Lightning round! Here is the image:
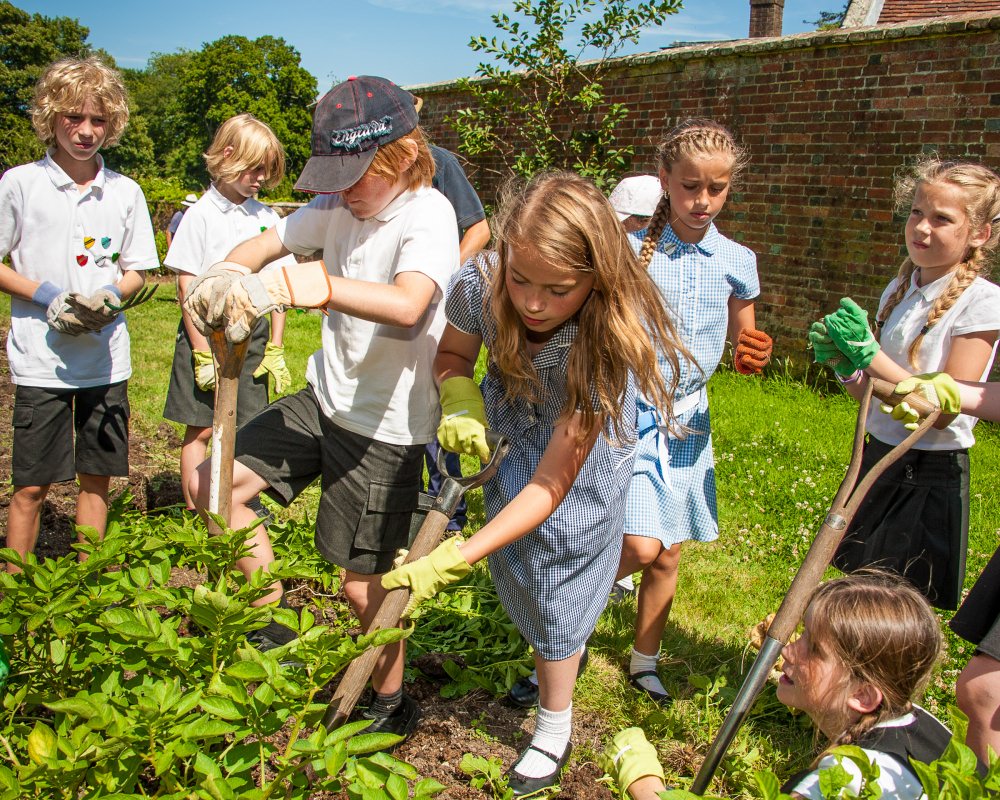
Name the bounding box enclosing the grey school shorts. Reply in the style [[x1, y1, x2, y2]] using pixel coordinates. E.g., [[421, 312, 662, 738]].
[[12, 381, 130, 486], [234, 386, 424, 574]]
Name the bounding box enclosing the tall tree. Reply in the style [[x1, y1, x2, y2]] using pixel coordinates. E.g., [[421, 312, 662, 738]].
[[450, 0, 681, 188]]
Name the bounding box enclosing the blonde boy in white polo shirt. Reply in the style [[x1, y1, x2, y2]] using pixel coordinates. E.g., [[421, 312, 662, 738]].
[[0, 56, 157, 570], [184, 75, 459, 739]]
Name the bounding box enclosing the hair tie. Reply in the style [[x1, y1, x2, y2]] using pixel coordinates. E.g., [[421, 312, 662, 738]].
[[993, 213, 1000, 224], [920, 324, 931, 336], [876, 319, 885, 329]]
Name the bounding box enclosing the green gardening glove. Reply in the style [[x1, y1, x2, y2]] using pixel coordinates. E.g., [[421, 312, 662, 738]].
[[0, 637, 9, 692], [192, 349, 216, 392], [807, 321, 857, 377], [824, 297, 880, 371], [437, 376, 490, 461], [599, 728, 665, 798], [380, 538, 472, 618], [881, 372, 962, 430], [253, 342, 292, 394]]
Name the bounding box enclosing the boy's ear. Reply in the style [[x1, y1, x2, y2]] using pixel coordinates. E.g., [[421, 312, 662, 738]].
[[846, 682, 883, 715], [970, 222, 991, 249], [399, 137, 418, 173]]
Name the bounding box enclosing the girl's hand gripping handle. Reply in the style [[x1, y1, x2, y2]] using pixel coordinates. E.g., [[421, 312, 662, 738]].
[[380, 538, 472, 618], [733, 328, 772, 375], [437, 376, 490, 461], [880, 372, 961, 430]]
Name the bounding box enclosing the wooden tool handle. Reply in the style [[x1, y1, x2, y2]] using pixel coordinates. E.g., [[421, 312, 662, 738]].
[[869, 377, 937, 418], [208, 329, 249, 531]]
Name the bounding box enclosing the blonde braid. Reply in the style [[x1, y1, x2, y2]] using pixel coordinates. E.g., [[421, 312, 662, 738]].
[[638, 193, 671, 270], [907, 258, 981, 368]]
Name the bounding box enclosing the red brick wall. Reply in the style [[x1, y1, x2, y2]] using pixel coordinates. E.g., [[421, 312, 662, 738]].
[[411, 14, 1000, 362]]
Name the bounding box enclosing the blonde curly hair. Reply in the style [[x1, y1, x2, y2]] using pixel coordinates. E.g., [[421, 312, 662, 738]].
[[31, 56, 130, 148]]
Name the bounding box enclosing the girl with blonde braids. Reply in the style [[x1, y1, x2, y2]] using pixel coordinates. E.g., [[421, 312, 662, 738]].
[[815, 157, 1000, 610], [382, 171, 689, 794], [614, 118, 772, 705]]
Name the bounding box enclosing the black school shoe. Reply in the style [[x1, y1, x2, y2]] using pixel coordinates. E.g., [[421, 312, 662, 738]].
[[361, 693, 422, 744], [508, 647, 589, 709], [628, 670, 672, 705], [506, 742, 573, 796]]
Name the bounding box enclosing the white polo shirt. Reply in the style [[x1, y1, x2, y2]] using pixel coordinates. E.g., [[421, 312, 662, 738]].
[[0, 152, 158, 388], [867, 270, 1000, 450], [277, 186, 459, 445], [164, 184, 295, 277]]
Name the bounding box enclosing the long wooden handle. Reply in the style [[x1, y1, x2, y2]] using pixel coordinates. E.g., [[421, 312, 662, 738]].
[[208, 329, 249, 532], [323, 508, 452, 730]]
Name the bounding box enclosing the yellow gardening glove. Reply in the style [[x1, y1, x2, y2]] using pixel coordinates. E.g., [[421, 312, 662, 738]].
[[192, 349, 216, 392], [881, 372, 962, 430], [599, 728, 665, 797], [223, 262, 333, 343], [380, 538, 472, 618], [183, 261, 253, 336], [437, 376, 490, 461], [253, 342, 291, 393]]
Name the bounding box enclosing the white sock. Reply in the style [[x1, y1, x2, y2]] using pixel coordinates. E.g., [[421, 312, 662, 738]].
[[616, 574, 635, 591], [630, 647, 668, 696], [525, 643, 586, 687], [515, 704, 572, 778]]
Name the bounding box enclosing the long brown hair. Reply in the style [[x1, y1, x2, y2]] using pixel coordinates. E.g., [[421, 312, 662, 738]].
[[877, 157, 1000, 368], [487, 171, 689, 442], [638, 118, 750, 271], [806, 572, 942, 749]]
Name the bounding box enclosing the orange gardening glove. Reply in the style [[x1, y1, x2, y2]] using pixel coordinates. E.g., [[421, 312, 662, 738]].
[[734, 328, 772, 375]]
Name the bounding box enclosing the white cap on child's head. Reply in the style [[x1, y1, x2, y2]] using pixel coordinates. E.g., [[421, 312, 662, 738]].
[[181, 193, 198, 207], [608, 175, 663, 221]]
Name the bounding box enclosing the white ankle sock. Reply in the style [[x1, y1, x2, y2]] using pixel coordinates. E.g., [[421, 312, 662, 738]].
[[630, 647, 667, 696], [616, 574, 635, 591], [515, 704, 572, 778]]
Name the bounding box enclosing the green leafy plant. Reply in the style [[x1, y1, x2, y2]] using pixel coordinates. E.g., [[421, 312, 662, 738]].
[[461, 752, 514, 799], [450, 0, 681, 188]]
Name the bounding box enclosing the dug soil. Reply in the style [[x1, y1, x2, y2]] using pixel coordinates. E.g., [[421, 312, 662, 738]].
[[0, 319, 617, 799]]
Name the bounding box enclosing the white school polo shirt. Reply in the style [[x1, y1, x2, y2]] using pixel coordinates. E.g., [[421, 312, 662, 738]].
[[867, 270, 1000, 450], [164, 184, 295, 277], [277, 186, 459, 445], [0, 152, 158, 388]]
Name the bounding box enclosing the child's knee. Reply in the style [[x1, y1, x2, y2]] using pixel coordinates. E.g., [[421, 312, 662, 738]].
[[956, 655, 1000, 713], [623, 535, 662, 569], [12, 484, 50, 507]]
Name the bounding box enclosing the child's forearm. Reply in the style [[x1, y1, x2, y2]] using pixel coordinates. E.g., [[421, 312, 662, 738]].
[[727, 297, 756, 344], [226, 227, 288, 274], [458, 219, 490, 264], [115, 270, 146, 298], [0, 263, 52, 303], [177, 274, 210, 350], [956, 380, 1000, 421], [268, 309, 286, 346], [627, 775, 668, 800]]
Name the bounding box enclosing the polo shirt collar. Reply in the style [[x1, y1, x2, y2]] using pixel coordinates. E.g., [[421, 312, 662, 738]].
[[43, 150, 106, 193], [907, 268, 952, 302], [207, 183, 250, 215], [660, 222, 719, 256], [373, 186, 422, 223]]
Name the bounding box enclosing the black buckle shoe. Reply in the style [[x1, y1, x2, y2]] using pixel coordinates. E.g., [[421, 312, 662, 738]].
[[361, 693, 422, 744], [629, 670, 671, 705], [508, 648, 589, 709], [506, 742, 572, 796]]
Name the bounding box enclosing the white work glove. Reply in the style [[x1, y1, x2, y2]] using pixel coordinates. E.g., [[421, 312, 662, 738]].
[[65, 285, 122, 331], [182, 262, 253, 336], [223, 262, 332, 343], [34, 281, 87, 336]]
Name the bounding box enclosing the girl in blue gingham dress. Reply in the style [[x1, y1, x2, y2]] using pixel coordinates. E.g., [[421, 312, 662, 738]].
[[381, 172, 689, 795], [616, 120, 773, 705]]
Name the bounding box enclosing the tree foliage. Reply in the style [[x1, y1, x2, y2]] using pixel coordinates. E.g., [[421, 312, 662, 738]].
[[805, 2, 848, 30], [449, 0, 681, 188]]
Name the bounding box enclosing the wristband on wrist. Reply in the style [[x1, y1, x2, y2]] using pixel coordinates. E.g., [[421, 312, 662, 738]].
[[101, 284, 123, 299], [32, 281, 62, 309], [837, 369, 863, 385]]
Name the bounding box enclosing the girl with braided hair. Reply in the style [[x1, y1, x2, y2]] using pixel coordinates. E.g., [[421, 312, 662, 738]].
[[814, 157, 1000, 610], [614, 118, 772, 704]]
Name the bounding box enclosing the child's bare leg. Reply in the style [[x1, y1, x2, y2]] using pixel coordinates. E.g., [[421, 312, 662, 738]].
[[635, 543, 682, 655], [342, 570, 405, 696], [190, 457, 279, 604], [956, 653, 1000, 763], [510, 650, 580, 779], [6, 484, 50, 572], [76, 473, 111, 558], [179, 425, 211, 509]]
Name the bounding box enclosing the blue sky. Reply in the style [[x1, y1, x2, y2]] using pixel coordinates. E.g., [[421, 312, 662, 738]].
[[21, 0, 835, 89]]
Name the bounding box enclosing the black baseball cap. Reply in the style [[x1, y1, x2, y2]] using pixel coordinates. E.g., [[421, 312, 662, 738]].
[[294, 75, 419, 194]]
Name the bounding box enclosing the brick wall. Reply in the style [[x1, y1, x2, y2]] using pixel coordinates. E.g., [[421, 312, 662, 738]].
[[410, 13, 1000, 363]]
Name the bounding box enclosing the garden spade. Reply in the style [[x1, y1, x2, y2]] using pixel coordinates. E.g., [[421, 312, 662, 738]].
[[207, 328, 250, 531], [323, 431, 510, 731], [690, 377, 940, 795]]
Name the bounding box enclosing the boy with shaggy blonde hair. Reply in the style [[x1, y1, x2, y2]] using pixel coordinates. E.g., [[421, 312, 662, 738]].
[[0, 56, 158, 570], [184, 75, 459, 739]]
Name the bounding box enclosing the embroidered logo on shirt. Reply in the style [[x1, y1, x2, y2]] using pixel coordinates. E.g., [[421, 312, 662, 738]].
[[76, 254, 88, 266], [83, 236, 95, 249]]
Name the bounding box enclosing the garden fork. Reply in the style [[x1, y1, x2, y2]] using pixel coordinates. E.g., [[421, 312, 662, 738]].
[[690, 377, 939, 795], [104, 283, 159, 312], [322, 431, 510, 731]]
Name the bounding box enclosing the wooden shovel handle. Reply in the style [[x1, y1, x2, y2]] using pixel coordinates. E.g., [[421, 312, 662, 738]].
[[207, 329, 249, 532]]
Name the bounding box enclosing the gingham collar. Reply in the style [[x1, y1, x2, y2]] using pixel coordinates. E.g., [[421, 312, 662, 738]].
[[659, 221, 720, 256]]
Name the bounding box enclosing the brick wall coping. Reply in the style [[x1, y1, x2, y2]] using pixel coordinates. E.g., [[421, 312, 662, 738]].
[[405, 11, 1000, 93]]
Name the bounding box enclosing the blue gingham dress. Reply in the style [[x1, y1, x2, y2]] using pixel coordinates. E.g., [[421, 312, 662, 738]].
[[625, 222, 759, 546], [447, 259, 638, 660]]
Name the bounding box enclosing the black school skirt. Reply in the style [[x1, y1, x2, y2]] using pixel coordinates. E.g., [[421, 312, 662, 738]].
[[832, 435, 969, 611]]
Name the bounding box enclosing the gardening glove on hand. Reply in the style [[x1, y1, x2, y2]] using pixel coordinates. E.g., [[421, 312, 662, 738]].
[[881, 372, 962, 430], [824, 297, 880, 371], [35, 282, 87, 336], [807, 321, 857, 377], [437, 376, 490, 461], [192, 349, 216, 392], [65, 285, 121, 331], [224, 262, 333, 343], [380, 538, 472, 618], [734, 328, 772, 375], [183, 261, 253, 336], [599, 728, 665, 796], [253, 342, 291, 393]]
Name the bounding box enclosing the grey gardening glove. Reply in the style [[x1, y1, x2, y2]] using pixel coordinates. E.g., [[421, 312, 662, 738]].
[[183, 261, 253, 336], [34, 281, 87, 336], [66, 285, 122, 331]]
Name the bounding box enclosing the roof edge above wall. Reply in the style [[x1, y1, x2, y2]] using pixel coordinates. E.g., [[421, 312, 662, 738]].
[[405, 10, 1000, 93]]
